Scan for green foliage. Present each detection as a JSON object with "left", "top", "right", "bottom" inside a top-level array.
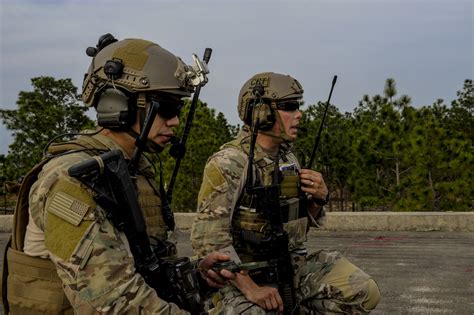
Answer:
[
  {"left": 447, "top": 79, "right": 473, "bottom": 144},
  {"left": 383, "top": 78, "right": 397, "bottom": 104},
  {"left": 296, "top": 102, "right": 354, "bottom": 211},
  {"left": 1, "top": 75, "right": 471, "bottom": 212},
  {"left": 295, "top": 78, "right": 472, "bottom": 212},
  {"left": 0, "top": 76, "right": 94, "bottom": 179},
  {"left": 157, "top": 99, "right": 234, "bottom": 212}
]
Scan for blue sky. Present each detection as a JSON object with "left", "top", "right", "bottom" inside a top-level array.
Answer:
[{"left": 0, "top": 0, "right": 472, "bottom": 155}]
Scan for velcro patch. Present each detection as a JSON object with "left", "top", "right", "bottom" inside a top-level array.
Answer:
[
  {"left": 48, "top": 191, "right": 90, "bottom": 226},
  {"left": 45, "top": 177, "right": 96, "bottom": 261},
  {"left": 249, "top": 76, "right": 270, "bottom": 88},
  {"left": 198, "top": 162, "right": 227, "bottom": 204}
]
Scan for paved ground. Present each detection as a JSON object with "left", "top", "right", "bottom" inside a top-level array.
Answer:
[
  {"left": 1, "top": 230, "right": 473, "bottom": 314},
  {"left": 305, "top": 230, "right": 474, "bottom": 315}
]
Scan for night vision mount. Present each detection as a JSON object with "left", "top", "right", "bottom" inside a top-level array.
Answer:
[{"left": 185, "top": 52, "right": 210, "bottom": 87}]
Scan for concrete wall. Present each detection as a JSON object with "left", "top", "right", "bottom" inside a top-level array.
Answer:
[
  {"left": 321, "top": 211, "right": 474, "bottom": 232},
  {"left": 0, "top": 215, "right": 12, "bottom": 233},
  {"left": 1, "top": 212, "right": 472, "bottom": 232}
]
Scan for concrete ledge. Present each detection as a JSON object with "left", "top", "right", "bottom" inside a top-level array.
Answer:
[
  {"left": 0, "top": 212, "right": 473, "bottom": 233},
  {"left": 177, "top": 211, "right": 474, "bottom": 232},
  {"left": 321, "top": 211, "right": 474, "bottom": 232},
  {"left": 0, "top": 215, "right": 12, "bottom": 233}
]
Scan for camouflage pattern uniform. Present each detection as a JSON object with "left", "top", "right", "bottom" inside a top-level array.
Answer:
[
  {"left": 192, "top": 129, "right": 380, "bottom": 314},
  {"left": 3, "top": 35, "right": 210, "bottom": 314},
  {"left": 21, "top": 132, "right": 189, "bottom": 314}
]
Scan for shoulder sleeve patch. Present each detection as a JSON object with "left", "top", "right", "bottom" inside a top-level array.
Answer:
[
  {"left": 44, "top": 178, "right": 96, "bottom": 261},
  {"left": 206, "top": 162, "right": 227, "bottom": 190},
  {"left": 198, "top": 161, "right": 227, "bottom": 205},
  {"left": 46, "top": 178, "right": 95, "bottom": 226},
  {"left": 48, "top": 191, "right": 90, "bottom": 226},
  {"left": 45, "top": 211, "right": 93, "bottom": 261}
]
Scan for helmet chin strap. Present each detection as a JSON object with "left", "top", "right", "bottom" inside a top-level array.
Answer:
[
  {"left": 126, "top": 128, "right": 164, "bottom": 153},
  {"left": 126, "top": 95, "right": 164, "bottom": 154},
  {"left": 258, "top": 104, "right": 294, "bottom": 142}
]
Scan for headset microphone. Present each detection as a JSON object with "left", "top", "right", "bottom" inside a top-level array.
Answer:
[
  {"left": 169, "top": 135, "right": 179, "bottom": 145},
  {"left": 169, "top": 136, "right": 185, "bottom": 159}
]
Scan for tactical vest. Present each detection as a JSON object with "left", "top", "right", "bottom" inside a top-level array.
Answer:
[
  {"left": 1, "top": 157, "right": 73, "bottom": 315},
  {"left": 226, "top": 138, "right": 308, "bottom": 263},
  {"left": 1, "top": 134, "right": 170, "bottom": 314}
]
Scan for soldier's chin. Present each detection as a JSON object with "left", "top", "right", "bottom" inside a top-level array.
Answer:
[
  {"left": 145, "top": 140, "right": 164, "bottom": 153},
  {"left": 281, "top": 135, "right": 296, "bottom": 142},
  {"left": 287, "top": 129, "right": 298, "bottom": 139}
]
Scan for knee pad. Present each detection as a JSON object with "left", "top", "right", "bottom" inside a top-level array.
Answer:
[{"left": 363, "top": 279, "right": 381, "bottom": 310}]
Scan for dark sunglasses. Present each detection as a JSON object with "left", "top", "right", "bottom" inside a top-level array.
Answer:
[
  {"left": 150, "top": 97, "right": 184, "bottom": 120},
  {"left": 275, "top": 100, "right": 302, "bottom": 112}
]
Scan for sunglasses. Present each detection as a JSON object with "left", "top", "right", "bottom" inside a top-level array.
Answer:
[
  {"left": 149, "top": 96, "right": 184, "bottom": 120},
  {"left": 275, "top": 100, "right": 302, "bottom": 112}
]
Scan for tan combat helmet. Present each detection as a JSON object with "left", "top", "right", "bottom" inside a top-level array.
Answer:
[
  {"left": 238, "top": 72, "right": 304, "bottom": 140},
  {"left": 83, "top": 36, "right": 194, "bottom": 107},
  {"left": 82, "top": 34, "right": 209, "bottom": 132}
]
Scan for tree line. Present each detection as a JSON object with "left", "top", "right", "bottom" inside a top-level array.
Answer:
[{"left": 0, "top": 76, "right": 472, "bottom": 212}]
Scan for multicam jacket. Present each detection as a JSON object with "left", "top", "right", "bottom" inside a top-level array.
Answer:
[
  {"left": 7, "top": 132, "right": 188, "bottom": 314},
  {"left": 191, "top": 128, "right": 315, "bottom": 261}
]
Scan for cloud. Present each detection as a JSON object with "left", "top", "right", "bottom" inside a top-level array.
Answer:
[{"left": 1, "top": 0, "right": 472, "bottom": 154}]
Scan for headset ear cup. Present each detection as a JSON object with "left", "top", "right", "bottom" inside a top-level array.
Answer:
[
  {"left": 252, "top": 103, "right": 275, "bottom": 130},
  {"left": 244, "top": 100, "right": 254, "bottom": 126},
  {"left": 96, "top": 88, "right": 132, "bottom": 130}
]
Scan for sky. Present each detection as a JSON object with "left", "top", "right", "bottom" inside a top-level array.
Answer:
[{"left": 0, "top": 0, "right": 472, "bottom": 155}]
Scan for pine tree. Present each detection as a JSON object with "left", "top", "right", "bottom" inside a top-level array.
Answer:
[{"left": 0, "top": 76, "right": 94, "bottom": 179}]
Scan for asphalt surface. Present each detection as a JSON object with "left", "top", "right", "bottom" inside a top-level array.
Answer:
[{"left": 1, "top": 230, "right": 473, "bottom": 314}]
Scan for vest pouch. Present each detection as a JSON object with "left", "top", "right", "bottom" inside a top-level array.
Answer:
[
  {"left": 6, "top": 248, "right": 72, "bottom": 315},
  {"left": 279, "top": 174, "right": 299, "bottom": 199},
  {"left": 234, "top": 207, "right": 267, "bottom": 233}
]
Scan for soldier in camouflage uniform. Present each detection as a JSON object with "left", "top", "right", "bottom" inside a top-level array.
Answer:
[
  {"left": 2, "top": 34, "right": 234, "bottom": 314},
  {"left": 191, "top": 72, "right": 381, "bottom": 314}
]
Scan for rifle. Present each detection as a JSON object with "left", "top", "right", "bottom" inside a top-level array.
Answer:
[
  {"left": 69, "top": 148, "right": 205, "bottom": 313},
  {"left": 68, "top": 98, "right": 206, "bottom": 314},
  {"left": 249, "top": 184, "right": 298, "bottom": 315},
  {"left": 239, "top": 95, "right": 299, "bottom": 314}
]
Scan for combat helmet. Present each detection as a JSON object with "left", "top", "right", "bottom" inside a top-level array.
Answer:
[
  {"left": 238, "top": 72, "right": 304, "bottom": 139},
  {"left": 82, "top": 34, "right": 208, "bottom": 131}
]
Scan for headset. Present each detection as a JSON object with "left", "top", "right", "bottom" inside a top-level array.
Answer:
[
  {"left": 96, "top": 88, "right": 136, "bottom": 130},
  {"left": 87, "top": 33, "right": 134, "bottom": 130},
  {"left": 247, "top": 84, "right": 276, "bottom": 130}
]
